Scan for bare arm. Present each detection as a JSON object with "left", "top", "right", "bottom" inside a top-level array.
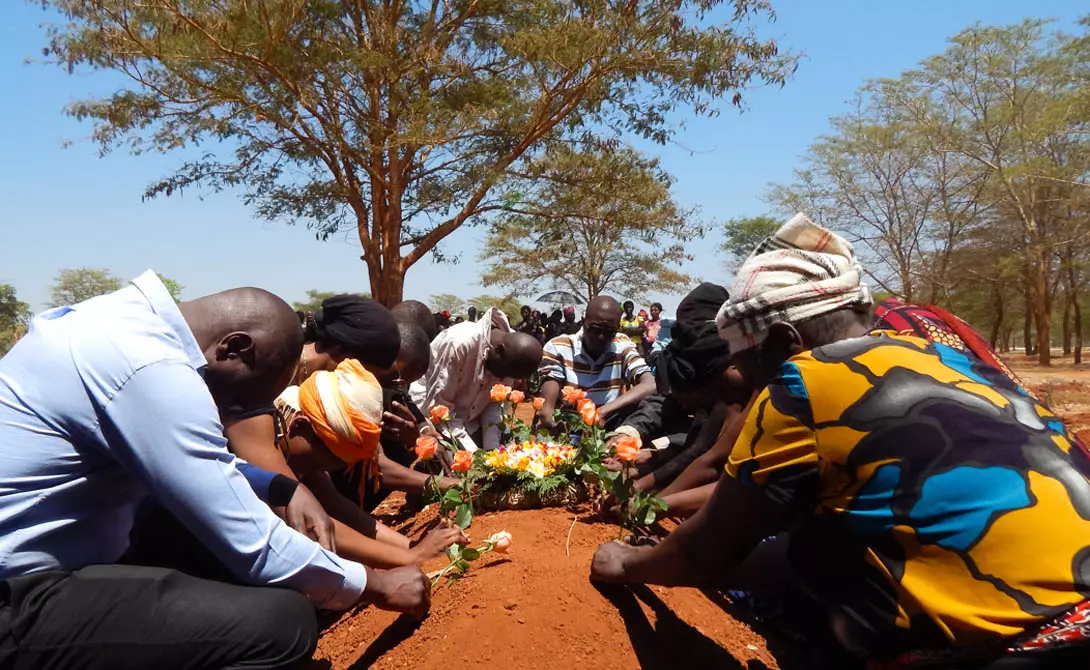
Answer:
[
  {"left": 658, "top": 482, "right": 717, "bottom": 519},
  {"left": 306, "top": 473, "right": 467, "bottom": 568},
  {"left": 657, "top": 399, "right": 751, "bottom": 498},
  {"left": 599, "top": 372, "right": 656, "bottom": 422},
  {"left": 538, "top": 379, "right": 561, "bottom": 428},
  {"left": 593, "top": 472, "right": 793, "bottom": 587},
  {"left": 223, "top": 413, "right": 296, "bottom": 479},
  {"left": 376, "top": 449, "right": 458, "bottom": 493}
]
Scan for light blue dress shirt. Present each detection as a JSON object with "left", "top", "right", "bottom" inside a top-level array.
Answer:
[{"left": 0, "top": 271, "right": 367, "bottom": 609}]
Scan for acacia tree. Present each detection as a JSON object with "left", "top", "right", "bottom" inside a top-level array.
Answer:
[
  {"left": 49, "top": 268, "right": 122, "bottom": 307},
  {"left": 892, "top": 19, "right": 1090, "bottom": 365},
  {"left": 0, "top": 285, "right": 31, "bottom": 355},
  {"left": 720, "top": 215, "right": 781, "bottom": 269},
  {"left": 479, "top": 144, "right": 700, "bottom": 302},
  {"left": 429, "top": 293, "right": 464, "bottom": 315},
  {"left": 42, "top": 0, "right": 794, "bottom": 305}
]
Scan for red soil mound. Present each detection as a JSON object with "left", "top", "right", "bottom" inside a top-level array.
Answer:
[{"left": 312, "top": 498, "right": 783, "bottom": 670}]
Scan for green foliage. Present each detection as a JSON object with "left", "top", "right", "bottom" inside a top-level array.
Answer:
[
  {"left": 766, "top": 17, "right": 1090, "bottom": 363},
  {"left": 49, "top": 268, "right": 122, "bottom": 307},
  {"left": 468, "top": 294, "right": 522, "bottom": 325},
  {"left": 40, "top": 0, "right": 794, "bottom": 303},
  {"left": 480, "top": 145, "right": 703, "bottom": 302},
  {"left": 429, "top": 294, "right": 464, "bottom": 315},
  {"left": 156, "top": 273, "right": 184, "bottom": 301},
  {"left": 292, "top": 289, "right": 369, "bottom": 313},
  {"left": 513, "top": 470, "right": 569, "bottom": 498},
  {"left": 720, "top": 215, "right": 781, "bottom": 267},
  {"left": 0, "top": 284, "right": 31, "bottom": 355}
]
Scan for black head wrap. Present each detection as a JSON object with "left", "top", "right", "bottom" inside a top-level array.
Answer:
[
  {"left": 661, "top": 283, "right": 732, "bottom": 392},
  {"left": 676, "top": 282, "right": 730, "bottom": 329},
  {"left": 303, "top": 295, "right": 401, "bottom": 369}
]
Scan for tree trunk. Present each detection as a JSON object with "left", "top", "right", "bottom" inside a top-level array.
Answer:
[
  {"left": 1075, "top": 295, "right": 1083, "bottom": 366},
  {"left": 1068, "top": 257, "right": 1083, "bottom": 366},
  {"left": 988, "top": 283, "right": 1004, "bottom": 350},
  {"left": 1063, "top": 291, "right": 1072, "bottom": 356},
  {"left": 370, "top": 270, "right": 405, "bottom": 308},
  {"left": 1034, "top": 254, "right": 1051, "bottom": 367},
  {"left": 1023, "top": 283, "right": 1034, "bottom": 357}
]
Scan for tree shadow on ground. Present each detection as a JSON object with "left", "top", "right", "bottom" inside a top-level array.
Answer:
[
  {"left": 346, "top": 614, "right": 423, "bottom": 670},
  {"left": 594, "top": 582, "right": 763, "bottom": 670}
]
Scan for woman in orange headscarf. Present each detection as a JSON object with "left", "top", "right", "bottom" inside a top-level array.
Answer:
[{"left": 276, "top": 360, "right": 466, "bottom": 568}]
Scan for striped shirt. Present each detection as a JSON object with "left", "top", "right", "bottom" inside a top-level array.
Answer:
[{"left": 539, "top": 331, "right": 651, "bottom": 406}]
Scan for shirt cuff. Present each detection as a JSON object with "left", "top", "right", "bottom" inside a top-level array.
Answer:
[
  {"left": 236, "top": 462, "right": 276, "bottom": 502},
  {"left": 320, "top": 560, "right": 369, "bottom": 611}
]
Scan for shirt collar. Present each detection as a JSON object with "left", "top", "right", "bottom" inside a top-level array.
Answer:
[
  {"left": 571, "top": 329, "right": 619, "bottom": 366},
  {"left": 130, "top": 270, "right": 207, "bottom": 372}
]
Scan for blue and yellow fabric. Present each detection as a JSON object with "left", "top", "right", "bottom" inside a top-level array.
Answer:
[{"left": 727, "top": 331, "right": 1090, "bottom": 657}]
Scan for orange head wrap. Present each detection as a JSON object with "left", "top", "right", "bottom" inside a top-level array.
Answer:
[{"left": 297, "top": 359, "right": 383, "bottom": 465}]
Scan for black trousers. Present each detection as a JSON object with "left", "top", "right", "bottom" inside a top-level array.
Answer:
[{"left": 0, "top": 564, "right": 317, "bottom": 670}]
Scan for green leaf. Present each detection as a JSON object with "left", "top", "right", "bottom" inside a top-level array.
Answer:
[
  {"left": 642, "top": 507, "right": 658, "bottom": 526},
  {"left": 443, "top": 489, "right": 463, "bottom": 504},
  {"left": 447, "top": 544, "right": 461, "bottom": 561},
  {"left": 461, "top": 547, "right": 481, "bottom": 561},
  {"left": 455, "top": 504, "right": 474, "bottom": 529}
]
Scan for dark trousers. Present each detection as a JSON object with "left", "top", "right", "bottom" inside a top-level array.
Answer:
[{"left": 0, "top": 564, "right": 317, "bottom": 670}]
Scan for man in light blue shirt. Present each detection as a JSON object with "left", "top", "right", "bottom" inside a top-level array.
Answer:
[{"left": 0, "top": 272, "right": 428, "bottom": 669}]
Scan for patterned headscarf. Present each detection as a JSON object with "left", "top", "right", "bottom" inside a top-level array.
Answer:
[
  {"left": 295, "top": 359, "right": 383, "bottom": 465},
  {"left": 716, "top": 213, "right": 872, "bottom": 353}
]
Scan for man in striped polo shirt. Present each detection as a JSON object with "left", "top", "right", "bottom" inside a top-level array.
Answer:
[{"left": 537, "top": 296, "right": 656, "bottom": 430}]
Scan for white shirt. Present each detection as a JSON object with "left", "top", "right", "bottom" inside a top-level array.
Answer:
[
  {"left": 0, "top": 271, "right": 367, "bottom": 609},
  {"left": 411, "top": 308, "right": 511, "bottom": 451}
]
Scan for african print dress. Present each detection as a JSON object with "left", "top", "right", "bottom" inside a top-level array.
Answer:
[{"left": 727, "top": 331, "right": 1090, "bottom": 661}]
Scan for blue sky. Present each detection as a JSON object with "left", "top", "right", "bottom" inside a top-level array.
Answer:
[{"left": 0, "top": 1, "right": 1083, "bottom": 313}]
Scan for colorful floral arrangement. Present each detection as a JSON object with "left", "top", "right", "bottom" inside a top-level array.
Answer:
[
  {"left": 417, "top": 383, "right": 668, "bottom": 552},
  {"left": 482, "top": 441, "right": 577, "bottom": 479}
]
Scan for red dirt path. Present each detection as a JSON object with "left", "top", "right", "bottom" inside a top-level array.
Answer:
[{"left": 312, "top": 501, "right": 781, "bottom": 670}]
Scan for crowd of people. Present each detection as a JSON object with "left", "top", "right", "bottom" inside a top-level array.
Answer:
[{"left": 0, "top": 212, "right": 1088, "bottom": 668}]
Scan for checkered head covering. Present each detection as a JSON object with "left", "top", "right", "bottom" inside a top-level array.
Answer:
[{"left": 716, "top": 213, "right": 872, "bottom": 353}]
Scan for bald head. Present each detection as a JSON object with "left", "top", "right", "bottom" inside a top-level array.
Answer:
[
  {"left": 392, "top": 321, "right": 431, "bottom": 385},
  {"left": 179, "top": 287, "right": 303, "bottom": 412},
  {"left": 586, "top": 296, "right": 621, "bottom": 325},
  {"left": 581, "top": 296, "right": 622, "bottom": 358},
  {"left": 391, "top": 300, "right": 438, "bottom": 341},
  {"left": 485, "top": 331, "right": 543, "bottom": 380}
]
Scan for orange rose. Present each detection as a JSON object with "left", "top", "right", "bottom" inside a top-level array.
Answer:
[
  {"left": 490, "top": 384, "right": 513, "bottom": 403},
  {"left": 508, "top": 390, "right": 526, "bottom": 405},
  {"left": 577, "top": 398, "right": 596, "bottom": 414},
  {"left": 452, "top": 450, "right": 473, "bottom": 473},
  {"left": 561, "top": 386, "right": 586, "bottom": 405},
  {"left": 580, "top": 403, "right": 600, "bottom": 427},
  {"left": 613, "top": 434, "right": 641, "bottom": 463},
  {"left": 429, "top": 405, "right": 450, "bottom": 423},
  {"left": 532, "top": 397, "right": 545, "bottom": 411},
  {"left": 415, "top": 435, "right": 438, "bottom": 461}
]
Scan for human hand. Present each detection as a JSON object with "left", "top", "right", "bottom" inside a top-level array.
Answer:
[
  {"left": 382, "top": 402, "right": 420, "bottom": 447},
  {"left": 285, "top": 483, "right": 337, "bottom": 553},
  {"left": 436, "top": 476, "right": 461, "bottom": 490},
  {"left": 410, "top": 527, "right": 470, "bottom": 563},
  {"left": 362, "top": 566, "right": 431, "bottom": 619},
  {"left": 590, "top": 541, "right": 643, "bottom": 584}
]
